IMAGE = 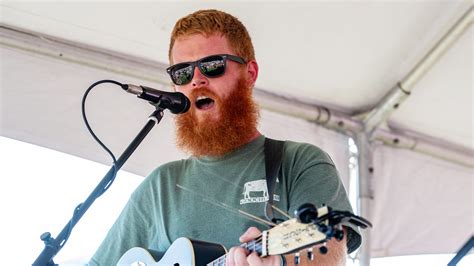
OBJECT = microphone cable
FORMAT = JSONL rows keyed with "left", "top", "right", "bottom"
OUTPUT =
{"left": 61, "top": 79, "right": 124, "bottom": 250}
{"left": 82, "top": 79, "right": 123, "bottom": 169}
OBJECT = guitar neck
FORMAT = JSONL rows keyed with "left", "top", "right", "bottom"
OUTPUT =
{"left": 207, "top": 237, "right": 263, "bottom": 266}
{"left": 205, "top": 205, "right": 372, "bottom": 265}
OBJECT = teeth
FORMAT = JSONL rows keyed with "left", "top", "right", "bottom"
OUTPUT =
{"left": 196, "top": 96, "right": 210, "bottom": 101}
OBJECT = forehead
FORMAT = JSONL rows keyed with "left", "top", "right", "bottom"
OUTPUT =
{"left": 171, "top": 33, "right": 235, "bottom": 64}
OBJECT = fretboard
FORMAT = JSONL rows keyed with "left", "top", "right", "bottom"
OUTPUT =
{"left": 206, "top": 237, "right": 263, "bottom": 266}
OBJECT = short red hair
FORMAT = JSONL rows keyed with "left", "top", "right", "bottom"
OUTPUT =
{"left": 169, "top": 9, "right": 255, "bottom": 64}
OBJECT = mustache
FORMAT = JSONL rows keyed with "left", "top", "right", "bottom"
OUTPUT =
{"left": 189, "top": 87, "right": 216, "bottom": 99}
{"left": 188, "top": 87, "right": 220, "bottom": 108}
{"left": 175, "top": 76, "right": 259, "bottom": 157}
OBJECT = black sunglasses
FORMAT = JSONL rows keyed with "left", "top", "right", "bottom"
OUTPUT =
{"left": 166, "top": 54, "right": 246, "bottom": 85}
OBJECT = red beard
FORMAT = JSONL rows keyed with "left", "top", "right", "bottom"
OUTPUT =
{"left": 175, "top": 77, "right": 259, "bottom": 157}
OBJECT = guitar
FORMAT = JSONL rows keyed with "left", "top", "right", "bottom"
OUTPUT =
{"left": 118, "top": 204, "right": 371, "bottom": 266}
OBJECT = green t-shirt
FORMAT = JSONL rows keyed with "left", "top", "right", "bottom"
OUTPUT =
{"left": 90, "top": 135, "right": 361, "bottom": 265}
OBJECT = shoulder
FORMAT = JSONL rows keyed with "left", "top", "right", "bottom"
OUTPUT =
{"left": 132, "top": 158, "right": 192, "bottom": 195}
{"left": 147, "top": 159, "right": 191, "bottom": 177}
{"left": 277, "top": 139, "right": 340, "bottom": 185}
{"left": 282, "top": 140, "right": 335, "bottom": 166}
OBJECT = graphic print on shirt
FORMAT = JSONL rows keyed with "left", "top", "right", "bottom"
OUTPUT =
{"left": 240, "top": 179, "right": 280, "bottom": 205}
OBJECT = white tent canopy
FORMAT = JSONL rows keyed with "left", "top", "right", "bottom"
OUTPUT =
{"left": 0, "top": 1, "right": 472, "bottom": 264}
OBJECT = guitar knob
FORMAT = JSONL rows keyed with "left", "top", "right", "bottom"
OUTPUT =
{"left": 295, "top": 203, "right": 318, "bottom": 224}
{"left": 319, "top": 245, "right": 328, "bottom": 254}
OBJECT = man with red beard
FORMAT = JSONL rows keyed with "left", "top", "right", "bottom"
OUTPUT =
{"left": 90, "top": 9, "right": 360, "bottom": 266}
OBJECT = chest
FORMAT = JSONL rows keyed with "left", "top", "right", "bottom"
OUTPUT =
{"left": 162, "top": 160, "right": 281, "bottom": 248}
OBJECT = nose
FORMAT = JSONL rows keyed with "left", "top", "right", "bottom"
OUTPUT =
{"left": 191, "top": 67, "right": 209, "bottom": 88}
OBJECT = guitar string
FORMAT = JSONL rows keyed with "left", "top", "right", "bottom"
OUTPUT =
{"left": 207, "top": 240, "right": 264, "bottom": 266}
{"left": 192, "top": 198, "right": 336, "bottom": 265}
{"left": 176, "top": 183, "right": 276, "bottom": 227}
{"left": 206, "top": 227, "right": 266, "bottom": 266}
{"left": 175, "top": 181, "right": 291, "bottom": 224}
{"left": 271, "top": 204, "right": 292, "bottom": 219}
{"left": 176, "top": 184, "right": 271, "bottom": 266}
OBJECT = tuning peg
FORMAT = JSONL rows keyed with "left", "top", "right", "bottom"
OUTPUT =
{"left": 335, "top": 229, "right": 344, "bottom": 241}
{"left": 318, "top": 224, "right": 329, "bottom": 234}
{"left": 294, "top": 252, "right": 300, "bottom": 265}
{"left": 295, "top": 203, "right": 318, "bottom": 224}
{"left": 319, "top": 244, "right": 328, "bottom": 254}
{"left": 307, "top": 248, "right": 314, "bottom": 261}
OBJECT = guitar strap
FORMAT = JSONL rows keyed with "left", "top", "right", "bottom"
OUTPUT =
{"left": 264, "top": 137, "right": 285, "bottom": 224}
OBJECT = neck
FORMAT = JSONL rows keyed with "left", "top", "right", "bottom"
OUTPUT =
{"left": 246, "top": 130, "right": 262, "bottom": 143}
{"left": 227, "top": 130, "right": 261, "bottom": 154}
{"left": 195, "top": 130, "right": 262, "bottom": 159}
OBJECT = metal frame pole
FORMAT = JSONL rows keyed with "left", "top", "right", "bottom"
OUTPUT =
{"left": 354, "top": 8, "right": 472, "bottom": 265}
{"left": 355, "top": 132, "right": 375, "bottom": 266}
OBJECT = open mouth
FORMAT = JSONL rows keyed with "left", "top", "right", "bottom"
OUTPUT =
{"left": 195, "top": 96, "right": 215, "bottom": 110}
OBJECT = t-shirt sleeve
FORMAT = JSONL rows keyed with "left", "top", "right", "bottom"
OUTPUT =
{"left": 283, "top": 142, "right": 362, "bottom": 253}
{"left": 89, "top": 182, "right": 155, "bottom": 265}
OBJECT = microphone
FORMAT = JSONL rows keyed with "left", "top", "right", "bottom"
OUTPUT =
{"left": 123, "top": 84, "right": 190, "bottom": 114}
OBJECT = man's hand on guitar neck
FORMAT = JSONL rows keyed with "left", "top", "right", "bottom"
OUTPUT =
{"left": 226, "top": 226, "right": 348, "bottom": 266}
{"left": 226, "top": 227, "right": 280, "bottom": 266}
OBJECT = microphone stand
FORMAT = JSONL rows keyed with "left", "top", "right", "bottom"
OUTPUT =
{"left": 33, "top": 107, "right": 164, "bottom": 266}
{"left": 448, "top": 236, "right": 474, "bottom": 266}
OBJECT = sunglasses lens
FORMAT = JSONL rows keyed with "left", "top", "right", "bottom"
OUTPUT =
{"left": 199, "top": 55, "right": 225, "bottom": 77}
{"left": 168, "top": 55, "right": 232, "bottom": 85}
{"left": 171, "top": 64, "right": 194, "bottom": 85}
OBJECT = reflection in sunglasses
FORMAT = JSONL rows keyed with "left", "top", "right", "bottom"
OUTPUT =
{"left": 167, "top": 54, "right": 246, "bottom": 85}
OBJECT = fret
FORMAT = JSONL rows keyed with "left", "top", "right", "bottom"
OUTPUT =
{"left": 206, "top": 237, "right": 265, "bottom": 266}
{"left": 207, "top": 253, "right": 225, "bottom": 266}
{"left": 219, "top": 254, "right": 225, "bottom": 266}
{"left": 244, "top": 238, "right": 263, "bottom": 255}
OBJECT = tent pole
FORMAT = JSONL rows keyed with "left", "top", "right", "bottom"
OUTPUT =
{"left": 355, "top": 132, "right": 374, "bottom": 266}
{"left": 362, "top": 6, "right": 473, "bottom": 134}
{"left": 354, "top": 9, "right": 473, "bottom": 265}
{"left": 400, "top": 6, "right": 473, "bottom": 91}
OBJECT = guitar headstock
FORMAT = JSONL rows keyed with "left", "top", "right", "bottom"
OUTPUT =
{"left": 263, "top": 206, "right": 329, "bottom": 256}
{"left": 260, "top": 205, "right": 372, "bottom": 257}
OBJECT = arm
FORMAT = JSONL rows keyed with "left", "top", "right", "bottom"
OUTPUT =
{"left": 89, "top": 198, "right": 151, "bottom": 265}
{"left": 89, "top": 176, "right": 160, "bottom": 265}
{"left": 284, "top": 144, "right": 361, "bottom": 254}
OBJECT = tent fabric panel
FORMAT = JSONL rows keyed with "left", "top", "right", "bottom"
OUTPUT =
{"left": 371, "top": 145, "right": 473, "bottom": 257}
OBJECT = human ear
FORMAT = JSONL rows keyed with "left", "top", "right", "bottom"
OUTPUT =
{"left": 246, "top": 60, "right": 259, "bottom": 88}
